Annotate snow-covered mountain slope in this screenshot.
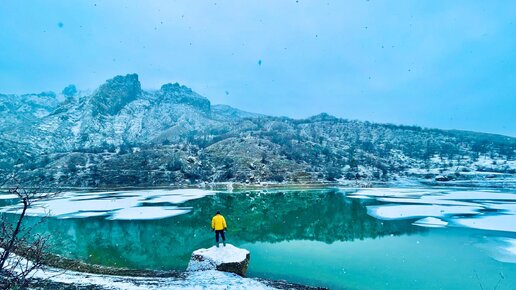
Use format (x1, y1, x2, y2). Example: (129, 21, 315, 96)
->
(1, 74, 515, 186)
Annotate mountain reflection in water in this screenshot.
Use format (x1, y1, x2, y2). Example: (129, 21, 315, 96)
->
(22, 188, 421, 270)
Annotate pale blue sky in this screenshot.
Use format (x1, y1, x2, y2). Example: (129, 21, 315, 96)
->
(1, 0, 515, 136)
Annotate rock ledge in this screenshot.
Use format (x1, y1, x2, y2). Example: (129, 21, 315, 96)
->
(186, 244, 250, 276)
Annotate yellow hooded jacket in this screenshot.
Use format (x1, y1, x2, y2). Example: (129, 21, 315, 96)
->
(211, 214, 227, 231)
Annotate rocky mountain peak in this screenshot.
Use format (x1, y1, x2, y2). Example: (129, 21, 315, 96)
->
(158, 82, 211, 113)
(160, 82, 193, 94)
(90, 73, 142, 116)
(308, 112, 338, 122)
(62, 85, 78, 98)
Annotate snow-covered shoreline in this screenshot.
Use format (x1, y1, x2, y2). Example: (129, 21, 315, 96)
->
(3, 249, 322, 290)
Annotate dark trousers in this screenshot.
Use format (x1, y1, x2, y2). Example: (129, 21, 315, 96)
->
(215, 230, 226, 243)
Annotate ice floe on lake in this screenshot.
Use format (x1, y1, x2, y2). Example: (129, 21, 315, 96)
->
(412, 217, 448, 228)
(345, 187, 439, 198)
(367, 204, 482, 220)
(0, 193, 19, 199)
(0, 189, 216, 221)
(377, 197, 479, 207)
(477, 237, 516, 264)
(349, 187, 516, 233)
(107, 206, 191, 220)
(452, 214, 516, 233)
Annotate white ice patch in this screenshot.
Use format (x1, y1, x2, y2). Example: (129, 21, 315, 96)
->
(480, 202, 516, 214)
(377, 197, 479, 207)
(143, 189, 216, 204)
(452, 215, 516, 233)
(0, 194, 18, 200)
(0, 189, 215, 221)
(59, 211, 110, 219)
(367, 204, 482, 220)
(477, 237, 516, 264)
(349, 188, 440, 198)
(346, 195, 372, 199)
(356, 188, 516, 233)
(504, 238, 516, 262)
(412, 217, 448, 228)
(433, 191, 516, 201)
(107, 206, 191, 220)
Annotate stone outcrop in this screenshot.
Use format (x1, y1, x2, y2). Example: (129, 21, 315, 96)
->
(90, 73, 142, 116)
(159, 82, 211, 112)
(186, 244, 250, 277)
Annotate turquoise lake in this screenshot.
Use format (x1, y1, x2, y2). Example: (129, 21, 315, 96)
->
(1, 187, 515, 289)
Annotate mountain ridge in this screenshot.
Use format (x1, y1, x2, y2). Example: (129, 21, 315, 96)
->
(1, 73, 515, 187)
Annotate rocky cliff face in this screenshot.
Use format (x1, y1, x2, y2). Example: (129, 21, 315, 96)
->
(0, 73, 515, 186)
(158, 83, 211, 113)
(90, 74, 142, 116)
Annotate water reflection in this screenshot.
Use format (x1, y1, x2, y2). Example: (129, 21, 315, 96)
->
(23, 189, 421, 270)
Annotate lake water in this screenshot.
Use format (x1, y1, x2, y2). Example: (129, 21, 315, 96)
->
(1, 187, 515, 289)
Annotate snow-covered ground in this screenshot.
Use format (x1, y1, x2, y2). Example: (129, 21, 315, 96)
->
(1, 243, 272, 290)
(33, 267, 273, 289)
(3, 251, 272, 290)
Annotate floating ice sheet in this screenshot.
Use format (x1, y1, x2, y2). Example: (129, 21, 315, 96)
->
(59, 211, 110, 219)
(348, 188, 440, 198)
(433, 191, 516, 201)
(367, 204, 482, 220)
(355, 187, 516, 233)
(346, 195, 372, 199)
(412, 217, 448, 228)
(0, 189, 216, 221)
(452, 215, 516, 233)
(143, 189, 216, 204)
(377, 197, 478, 207)
(479, 202, 516, 214)
(477, 237, 516, 263)
(107, 206, 191, 220)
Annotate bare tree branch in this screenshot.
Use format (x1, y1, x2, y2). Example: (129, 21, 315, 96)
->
(0, 175, 58, 289)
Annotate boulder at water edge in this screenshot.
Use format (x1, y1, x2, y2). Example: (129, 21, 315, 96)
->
(186, 244, 250, 276)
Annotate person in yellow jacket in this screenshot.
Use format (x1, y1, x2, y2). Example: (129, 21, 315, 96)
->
(211, 211, 227, 247)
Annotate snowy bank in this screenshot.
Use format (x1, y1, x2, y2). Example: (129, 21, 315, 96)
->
(1, 247, 327, 290)
(187, 244, 250, 277)
(1, 248, 273, 289)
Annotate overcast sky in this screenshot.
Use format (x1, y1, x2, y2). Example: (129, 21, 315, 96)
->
(1, 0, 515, 136)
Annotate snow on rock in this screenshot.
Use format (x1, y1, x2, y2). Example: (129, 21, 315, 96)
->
(187, 244, 250, 277)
